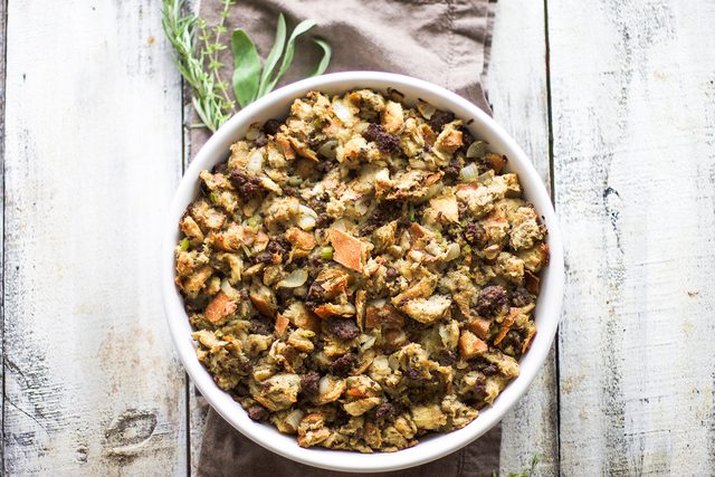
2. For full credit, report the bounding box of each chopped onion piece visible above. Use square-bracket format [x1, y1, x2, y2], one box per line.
[260, 175, 282, 193]
[466, 140, 487, 159]
[360, 335, 377, 352]
[299, 205, 318, 218]
[297, 205, 318, 230]
[332, 100, 354, 124]
[459, 163, 480, 183]
[445, 243, 461, 261]
[284, 409, 304, 433]
[277, 269, 308, 288]
[330, 219, 351, 232]
[318, 140, 339, 160]
[220, 279, 241, 300]
[477, 169, 495, 185]
[316, 375, 345, 404]
[425, 241, 443, 256]
[424, 183, 443, 200]
[354, 198, 371, 216]
[297, 215, 316, 230]
[246, 149, 264, 174]
[245, 124, 261, 141]
[417, 99, 436, 119]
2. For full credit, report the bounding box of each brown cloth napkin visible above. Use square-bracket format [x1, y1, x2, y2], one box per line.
[189, 1, 500, 476]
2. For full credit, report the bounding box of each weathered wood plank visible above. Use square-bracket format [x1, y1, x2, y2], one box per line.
[550, 0, 715, 474]
[3, 1, 187, 474]
[188, 385, 209, 475]
[185, 110, 209, 475]
[486, 1, 559, 476]
[0, 0, 6, 468]
[180, 0, 210, 472]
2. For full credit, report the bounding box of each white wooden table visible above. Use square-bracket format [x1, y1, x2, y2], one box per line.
[3, 1, 714, 475]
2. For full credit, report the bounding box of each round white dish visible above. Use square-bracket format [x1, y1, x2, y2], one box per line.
[162, 71, 564, 473]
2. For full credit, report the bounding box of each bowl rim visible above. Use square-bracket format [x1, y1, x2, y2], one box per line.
[162, 71, 564, 473]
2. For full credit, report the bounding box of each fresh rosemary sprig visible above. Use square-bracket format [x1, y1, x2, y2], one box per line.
[161, 0, 231, 131]
[197, 0, 235, 113]
[161, 0, 332, 132]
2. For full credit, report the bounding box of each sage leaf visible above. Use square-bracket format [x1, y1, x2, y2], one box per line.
[264, 19, 318, 95]
[231, 29, 261, 108]
[257, 13, 287, 98]
[309, 38, 332, 77]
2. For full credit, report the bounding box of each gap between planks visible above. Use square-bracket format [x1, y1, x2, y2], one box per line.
[0, 0, 7, 470]
[487, 0, 559, 475]
[542, 0, 562, 474]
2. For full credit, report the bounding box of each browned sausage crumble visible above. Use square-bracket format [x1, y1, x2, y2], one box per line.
[174, 89, 549, 452]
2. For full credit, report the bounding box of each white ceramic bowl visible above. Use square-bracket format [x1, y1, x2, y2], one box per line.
[163, 71, 564, 473]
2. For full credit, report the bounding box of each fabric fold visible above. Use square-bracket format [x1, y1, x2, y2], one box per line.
[188, 1, 500, 475]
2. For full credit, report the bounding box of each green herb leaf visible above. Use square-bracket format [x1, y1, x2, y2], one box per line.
[257, 13, 287, 98]
[264, 19, 318, 95]
[231, 29, 261, 108]
[163, 0, 330, 130]
[309, 37, 332, 77]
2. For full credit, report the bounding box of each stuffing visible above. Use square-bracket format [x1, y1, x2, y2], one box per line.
[175, 89, 548, 453]
[328, 228, 371, 272]
[204, 291, 237, 325]
[400, 295, 452, 324]
[250, 373, 302, 411]
[190, 199, 226, 232]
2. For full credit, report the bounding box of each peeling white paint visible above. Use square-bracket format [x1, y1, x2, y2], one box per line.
[3, 1, 187, 474]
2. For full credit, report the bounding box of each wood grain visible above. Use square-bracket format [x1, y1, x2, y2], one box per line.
[0, 0, 6, 468]
[550, 0, 715, 474]
[179, 1, 211, 472]
[486, 1, 559, 475]
[185, 98, 209, 475]
[3, 1, 187, 474]
[188, 385, 209, 475]
[5, 1, 713, 475]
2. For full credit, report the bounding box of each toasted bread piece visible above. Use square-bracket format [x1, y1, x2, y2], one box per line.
[328, 228, 369, 272]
